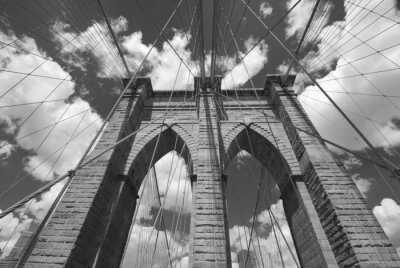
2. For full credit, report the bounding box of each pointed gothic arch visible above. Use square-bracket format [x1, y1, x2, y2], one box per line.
[225, 126, 295, 191]
[125, 124, 194, 190]
[224, 126, 337, 267]
[93, 125, 195, 267]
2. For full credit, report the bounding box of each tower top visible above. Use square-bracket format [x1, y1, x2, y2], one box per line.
[194, 75, 222, 94]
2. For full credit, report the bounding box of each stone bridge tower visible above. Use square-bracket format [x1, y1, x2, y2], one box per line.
[21, 75, 400, 267]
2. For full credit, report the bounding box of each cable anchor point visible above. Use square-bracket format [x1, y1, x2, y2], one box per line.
[67, 169, 77, 177]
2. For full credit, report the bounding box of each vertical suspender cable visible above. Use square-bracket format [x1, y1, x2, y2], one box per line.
[198, 0, 206, 87]
[210, 0, 218, 82]
[6, 1, 187, 262]
[284, 0, 321, 80]
[96, 0, 131, 77]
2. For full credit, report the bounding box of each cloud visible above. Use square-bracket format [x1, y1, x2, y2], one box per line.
[0, 143, 13, 161]
[51, 19, 127, 78]
[221, 36, 269, 89]
[0, 28, 103, 182]
[373, 198, 400, 249]
[110, 16, 128, 34]
[154, 151, 192, 213]
[133, 151, 191, 231]
[259, 2, 273, 19]
[351, 174, 373, 198]
[53, 23, 198, 89]
[120, 223, 189, 268]
[122, 152, 192, 266]
[25, 181, 65, 220]
[0, 179, 70, 259]
[229, 200, 299, 268]
[285, 0, 332, 40]
[340, 152, 363, 170]
[0, 209, 33, 259]
[123, 29, 198, 90]
[291, 0, 400, 152]
[50, 15, 268, 90]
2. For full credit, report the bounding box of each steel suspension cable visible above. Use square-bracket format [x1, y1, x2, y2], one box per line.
[0, 73, 70, 149]
[222, 0, 302, 78]
[210, 89, 400, 176]
[240, 0, 400, 173]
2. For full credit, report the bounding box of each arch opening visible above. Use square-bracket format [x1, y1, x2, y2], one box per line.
[225, 127, 295, 193]
[127, 127, 194, 190]
[225, 150, 300, 268]
[121, 149, 192, 267]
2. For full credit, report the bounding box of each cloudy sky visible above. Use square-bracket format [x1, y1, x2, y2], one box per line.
[1, 0, 400, 266]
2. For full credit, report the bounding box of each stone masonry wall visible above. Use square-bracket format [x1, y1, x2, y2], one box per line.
[190, 92, 231, 268]
[219, 89, 337, 267]
[266, 75, 400, 267]
[25, 83, 149, 267]
[22, 76, 400, 267]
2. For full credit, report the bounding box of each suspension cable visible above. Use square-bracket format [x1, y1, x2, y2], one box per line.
[239, 0, 399, 173]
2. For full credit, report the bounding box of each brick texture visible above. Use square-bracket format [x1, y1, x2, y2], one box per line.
[12, 75, 400, 268]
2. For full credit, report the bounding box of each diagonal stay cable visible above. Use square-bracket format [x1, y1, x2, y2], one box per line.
[222, 0, 302, 78]
[225, 0, 252, 54]
[0, 13, 117, 76]
[212, 60, 296, 267]
[0, 68, 73, 82]
[0, 114, 101, 202]
[71, 0, 185, 180]
[0, 108, 89, 149]
[305, 88, 400, 100]
[2, 103, 73, 197]
[134, 0, 196, 78]
[0, 25, 116, 101]
[129, 38, 192, 267]
[0, 73, 71, 150]
[0, 98, 68, 109]
[317, 67, 400, 82]
[0, 3, 194, 258]
[210, 89, 400, 177]
[96, 0, 131, 77]
[44, 110, 90, 182]
[284, 0, 321, 79]
[239, 0, 399, 173]
[0, 90, 198, 218]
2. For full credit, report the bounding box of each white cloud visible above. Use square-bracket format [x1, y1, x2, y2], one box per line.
[291, 0, 400, 152]
[110, 16, 128, 34]
[120, 223, 189, 268]
[259, 2, 273, 19]
[0, 209, 32, 259]
[50, 16, 268, 90]
[122, 152, 192, 266]
[341, 153, 363, 170]
[373, 198, 400, 249]
[135, 151, 192, 223]
[154, 152, 192, 213]
[221, 36, 269, 89]
[229, 200, 299, 268]
[0, 28, 103, 182]
[123, 29, 198, 90]
[0, 143, 13, 161]
[51, 19, 127, 77]
[351, 174, 373, 198]
[285, 0, 331, 39]
[0, 179, 66, 259]
[25, 181, 65, 220]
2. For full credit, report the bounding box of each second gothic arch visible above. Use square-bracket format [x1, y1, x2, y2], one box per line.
[224, 124, 299, 192]
[125, 124, 194, 191]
